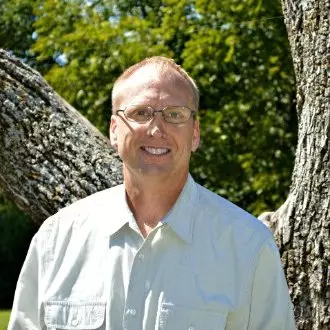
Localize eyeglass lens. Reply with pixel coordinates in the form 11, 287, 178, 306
123, 105, 193, 124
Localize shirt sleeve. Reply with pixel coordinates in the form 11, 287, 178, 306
8, 234, 41, 330
247, 238, 296, 330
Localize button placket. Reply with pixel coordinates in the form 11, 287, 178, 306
124, 240, 151, 329
123, 227, 163, 330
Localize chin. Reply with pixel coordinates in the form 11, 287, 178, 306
137, 166, 170, 175
136, 164, 189, 179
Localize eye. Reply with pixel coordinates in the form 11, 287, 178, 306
136, 109, 149, 116
125, 106, 152, 122
164, 107, 190, 123
168, 111, 181, 118
165, 108, 184, 118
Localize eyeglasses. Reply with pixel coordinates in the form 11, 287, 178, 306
116, 105, 196, 124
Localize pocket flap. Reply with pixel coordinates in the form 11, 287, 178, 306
44, 301, 105, 329
158, 303, 228, 330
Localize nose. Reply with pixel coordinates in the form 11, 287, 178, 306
147, 112, 166, 138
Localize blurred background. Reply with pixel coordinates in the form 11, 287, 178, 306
0, 0, 297, 311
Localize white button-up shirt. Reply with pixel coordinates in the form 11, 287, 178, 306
9, 175, 296, 329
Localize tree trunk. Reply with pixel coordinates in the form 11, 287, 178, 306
268, 0, 329, 329
0, 49, 123, 224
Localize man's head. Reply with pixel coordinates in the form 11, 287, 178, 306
110, 56, 200, 182
111, 56, 199, 111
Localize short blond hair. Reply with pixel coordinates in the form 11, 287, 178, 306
111, 56, 199, 112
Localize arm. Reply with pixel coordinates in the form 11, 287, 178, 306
8, 235, 41, 330
248, 238, 296, 330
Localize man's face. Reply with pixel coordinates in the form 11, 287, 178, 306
110, 65, 200, 179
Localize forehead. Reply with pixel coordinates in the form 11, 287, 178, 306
115, 65, 195, 108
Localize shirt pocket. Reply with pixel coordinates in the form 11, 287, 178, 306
157, 303, 228, 330
44, 301, 105, 330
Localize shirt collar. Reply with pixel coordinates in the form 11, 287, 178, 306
96, 174, 199, 242
95, 184, 134, 237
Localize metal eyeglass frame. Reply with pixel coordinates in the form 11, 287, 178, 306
115, 105, 196, 124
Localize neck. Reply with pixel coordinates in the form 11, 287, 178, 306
123, 168, 188, 237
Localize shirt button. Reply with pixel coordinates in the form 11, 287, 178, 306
126, 308, 137, 316
71, 318, 79, 326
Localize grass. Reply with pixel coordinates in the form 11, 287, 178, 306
0, 310, 10, 330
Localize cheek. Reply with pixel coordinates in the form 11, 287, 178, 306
114, 126, 130, 151
117, 124, 143, 150
175, 132, 195, 153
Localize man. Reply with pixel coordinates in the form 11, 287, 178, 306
9, 57, 296, 329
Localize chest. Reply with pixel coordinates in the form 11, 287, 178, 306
42, 226, 251, 330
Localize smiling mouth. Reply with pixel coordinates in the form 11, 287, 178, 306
141, 146, 170, 155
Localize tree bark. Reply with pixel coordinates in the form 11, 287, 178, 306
0, 49, 123, 223
268, 0, 329, 328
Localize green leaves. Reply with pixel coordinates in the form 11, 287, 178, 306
0, 0, 35, 60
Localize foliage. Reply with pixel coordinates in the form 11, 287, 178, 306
0, 193, 37, 308
0, 0, 297, 215
0, 0, 36, 65
183, 0, 297, 213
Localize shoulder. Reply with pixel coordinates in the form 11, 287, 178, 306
36, 184, 123, 245
58, 184, 123, 216
188, 182, 278, 295
194, 183, 273, 250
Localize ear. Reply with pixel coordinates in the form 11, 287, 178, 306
109, 115, 118, 150
191, 119, 200, 152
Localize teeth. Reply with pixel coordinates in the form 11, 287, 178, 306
144, 147, 169, 155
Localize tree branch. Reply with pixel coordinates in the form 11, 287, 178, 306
0, 49, 123, 223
